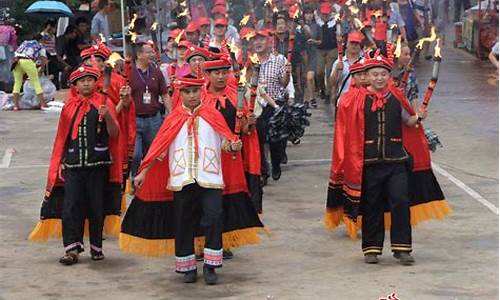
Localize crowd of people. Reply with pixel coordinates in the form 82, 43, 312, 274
21, 0, 456, 286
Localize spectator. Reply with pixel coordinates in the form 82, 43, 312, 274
40, 19, 69, 89
0, 12, 17, 92
91, 0, 116, 42
129, 42, 170, 178
397, 0, 420, 49
314, 2, 338, 103
489, 40, 499, 69
56, 25, 81, 88
454, 0, 471, 22
303, 4, 320, 108
11, 35, 48, 110
75, 17, 92, 51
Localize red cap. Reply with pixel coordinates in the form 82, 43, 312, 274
253, 29, 270, 38
214, 18, 228, 26
319, 2, 332, 14
178, 40, 192, 48
69, 65, 100, 84
185, 21, 200, 33
347, 31, 364, 43
211, 5, 227, 15
173, 77, 206, 90
80, 43, 112, 61
349, 58, 366, 74
214, 0, 226, 6
203, 57, 232, 71
239, 27, 256, 40
169, 28, 185, 40
198, 17, 211, 26
364, 53, 393, 71
186, 46, 214, 61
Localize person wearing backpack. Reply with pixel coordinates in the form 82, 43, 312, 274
11, 35, 47, 110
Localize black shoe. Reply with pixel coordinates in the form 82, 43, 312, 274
364, 253, 379, 264
271, 167, 281, 181
281, 153, 288, 165
324, 95, 331, 104
393, 252, 415, 265
195, 254, 204, 262
310, 98, 318, 108
261, 174, 269, 187
59, 251, 79, 266
223, 250, 234, 260
183, 270, 197, 283
203, 265, 218, 285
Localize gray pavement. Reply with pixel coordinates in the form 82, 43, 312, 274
0, 41, 498, 299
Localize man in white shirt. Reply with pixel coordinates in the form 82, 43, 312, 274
91, 0, 115, 41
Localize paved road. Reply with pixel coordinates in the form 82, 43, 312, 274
0, 41, 498, 299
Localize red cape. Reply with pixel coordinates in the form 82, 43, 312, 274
45, 90, 121, 199
135, 102, 238, 202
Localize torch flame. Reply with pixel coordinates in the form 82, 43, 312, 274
349, 6, 359, 15
272, 7, 279, 13
129, 13, 138, 30
362, 0, 368, 4
99, 33, 106, 43
394, 35, 402, 58
354, 18, 364, 29
239, 67, 247, 85
434, 38, 442, 58
106, 52, 123, 68
242, 31, 256, 41
264, 0, 272, 6
180, 0, 187, 7
178, 8, 189, 17
334, 13, 341, 23
416, 26, 437, 50
228, 38, 240, 55
240, 15, 251, 26
151, 22, 159, 31
292, 8, 300, 19
390, 24, 398, 29
250, 53, 260, 64
174, 30, 185, 44
130, 32, 138, 43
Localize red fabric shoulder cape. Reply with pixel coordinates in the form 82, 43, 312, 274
45, 89, 121, 199
340, 84, 431, 201
135, 102, 238, 202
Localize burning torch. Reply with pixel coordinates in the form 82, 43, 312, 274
400, 26, 437, 89
420, 39, 442, 111
335, 14, 344, 60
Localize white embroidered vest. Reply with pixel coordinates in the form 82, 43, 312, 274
168, 117, 224, 191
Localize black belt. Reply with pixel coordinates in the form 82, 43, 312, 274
136, 112, 159, 118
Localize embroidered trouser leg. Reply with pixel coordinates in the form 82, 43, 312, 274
174, 183, 223, 273
62, 169, 86, 253
62, 167, 107, 253
386, 163, 412, 253
85, 167, 108, 253
361, 163, 412, 254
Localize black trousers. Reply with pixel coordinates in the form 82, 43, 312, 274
454, 0, 471, 22
62, 167, 108, 254
174, 183, 223, 273
257, 107, 284, 176
361, 162, 412, 255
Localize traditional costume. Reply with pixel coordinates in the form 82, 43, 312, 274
29, 65, 122, 260
324, 54, 451, 257
203, 58, 264, 216
81, 43, 137, 192
119, 77, 266, 271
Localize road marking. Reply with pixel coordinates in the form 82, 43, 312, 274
0, 148, 15, 168
431, 162, 499, 215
